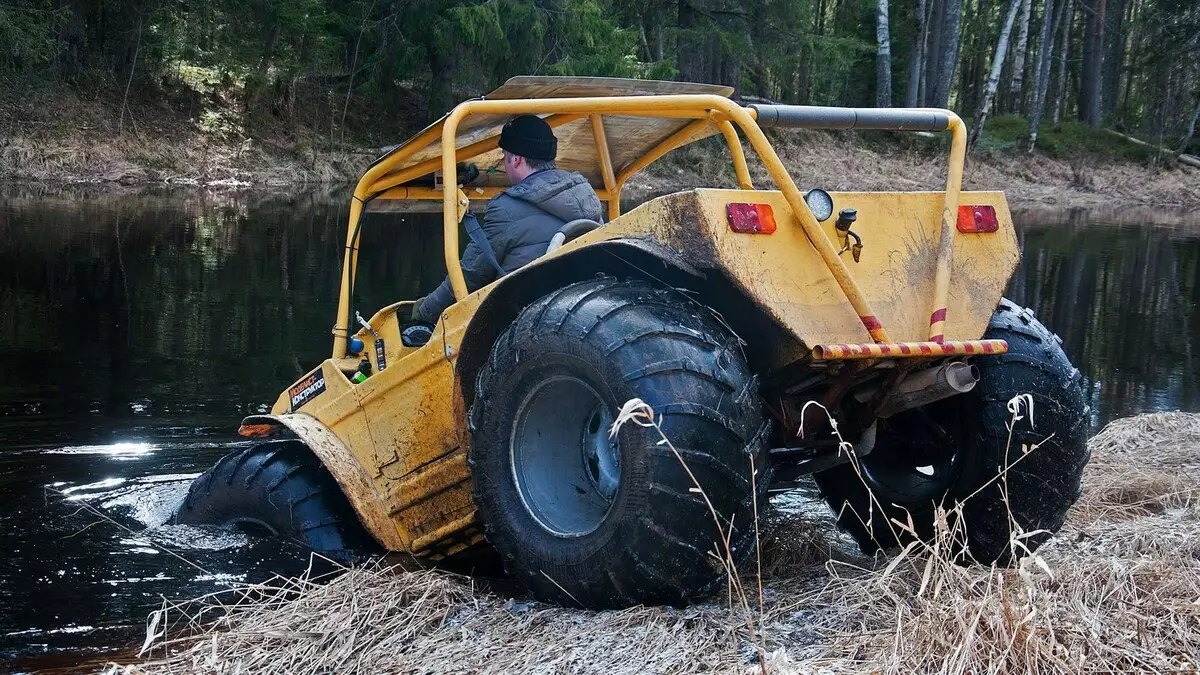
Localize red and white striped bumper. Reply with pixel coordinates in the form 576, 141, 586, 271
812, 339, 1008, 361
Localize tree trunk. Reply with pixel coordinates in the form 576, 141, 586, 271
968, 0, 1024, 151
1078, 0, 1106, 126
1052, 0, 1072, 126
906, 0, 929, 106
55, 0, 88, 78
677, 0, 705, 83
876, 0, 893, 106
1177, 94, 1200, 155
1100, 0, 1127, 118
1028, 0, 1062, 151
1008, 0, 1033, 112
924, 0, 945, 105
799, 0, 826, 103
960, 0, 991, 117
931, 0, 964, 107
426, 43, 455, 122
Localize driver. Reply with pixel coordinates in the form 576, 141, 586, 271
411, 115, 603, 324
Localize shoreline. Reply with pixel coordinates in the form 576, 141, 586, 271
4, 129, 1198, 210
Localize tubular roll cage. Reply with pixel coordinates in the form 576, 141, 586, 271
332, 95, 970, 361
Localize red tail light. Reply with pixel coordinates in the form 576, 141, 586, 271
957, 204, 999, 233
726, 203, 777, 234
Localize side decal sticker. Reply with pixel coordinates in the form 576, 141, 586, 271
289, 369, 327, 411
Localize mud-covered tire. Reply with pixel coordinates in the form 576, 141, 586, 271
175, 440, 375, 557
814, 299, 1089, 564
469, 276, 770, 608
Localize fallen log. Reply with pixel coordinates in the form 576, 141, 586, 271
1103, 129, 1200, 168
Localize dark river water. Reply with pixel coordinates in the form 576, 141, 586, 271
1, 184, 1198, 668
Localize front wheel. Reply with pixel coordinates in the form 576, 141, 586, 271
175, 440, 376, 557
469, 277, 770, 608
815, 299, 1089, 564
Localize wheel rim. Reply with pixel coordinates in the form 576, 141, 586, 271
229, 517, 280, 537
511, 376, 621, 537
858, 405, 964, 505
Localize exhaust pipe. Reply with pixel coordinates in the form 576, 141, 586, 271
867, 362, 980, 418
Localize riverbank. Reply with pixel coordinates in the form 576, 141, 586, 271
110, 411, 1200, 674
3, 80, 1197, 208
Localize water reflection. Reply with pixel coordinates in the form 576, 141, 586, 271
1008, 207, 1200, 426
0, 187, 1198, 663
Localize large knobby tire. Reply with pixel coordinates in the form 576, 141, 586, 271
469, 276, 770, 608
814, 299, 1089, 564
176, 440, 375, 557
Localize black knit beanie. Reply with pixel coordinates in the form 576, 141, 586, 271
499, 115, 557, 161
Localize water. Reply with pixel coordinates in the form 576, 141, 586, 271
1, 186, 1197, 666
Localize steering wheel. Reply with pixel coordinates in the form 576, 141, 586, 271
546, 219, 603, 254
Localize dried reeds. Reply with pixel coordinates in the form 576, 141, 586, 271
112, 411, 1200, 674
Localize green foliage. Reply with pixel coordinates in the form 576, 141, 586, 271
978, 114, 1157, 163
1, 0, 1195, 154
0, 2, 68, 69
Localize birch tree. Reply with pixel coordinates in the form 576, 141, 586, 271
1028, 0, 1062, 151
968, 0, 1024, 151
1008, 0, 1032, 112
876, 0, 892, 106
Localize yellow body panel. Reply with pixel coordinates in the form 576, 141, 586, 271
270, 310, 474, 555
549, 189, 1017, 346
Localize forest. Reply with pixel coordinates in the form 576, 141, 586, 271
2, 0, 1199, 157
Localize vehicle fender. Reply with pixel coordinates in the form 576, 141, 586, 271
453, 237, 707, 412
239, 413, 405, 550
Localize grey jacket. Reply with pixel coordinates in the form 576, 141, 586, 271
414, 168, 603, 323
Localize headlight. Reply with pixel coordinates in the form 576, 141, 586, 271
804, 189, 834, 222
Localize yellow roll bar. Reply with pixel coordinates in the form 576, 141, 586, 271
331, 95, 967, 359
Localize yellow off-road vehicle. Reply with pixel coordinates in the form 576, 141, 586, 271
179, 77, 1089, 608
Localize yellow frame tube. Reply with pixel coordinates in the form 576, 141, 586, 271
926, 115, 966, 342
590, 114, 620, 221
718, 120, 754, 189
373, 185, 615, 202
334, 93, 968, 356
368, 113, 587, 196
614, 118, 714, 187
333, 123, 442, 355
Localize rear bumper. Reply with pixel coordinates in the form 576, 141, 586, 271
811, 339, 1008, 360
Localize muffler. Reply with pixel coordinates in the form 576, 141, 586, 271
861, 362, 980, 418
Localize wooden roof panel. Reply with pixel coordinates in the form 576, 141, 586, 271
373, 76, 734, 194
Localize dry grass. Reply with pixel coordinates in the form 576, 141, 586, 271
109, 411, 1200, 674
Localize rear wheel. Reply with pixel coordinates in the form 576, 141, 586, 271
814, 299, 1089, 564
176, 440, 375, 557
469, 277, 770, 608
